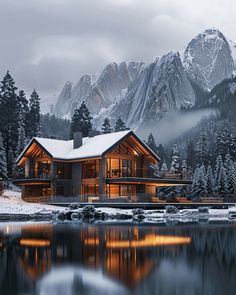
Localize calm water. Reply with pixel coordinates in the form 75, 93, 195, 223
0, 221, 236, 295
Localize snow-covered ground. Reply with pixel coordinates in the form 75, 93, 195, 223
1, 188, 236, 223
0, 189, 66, 215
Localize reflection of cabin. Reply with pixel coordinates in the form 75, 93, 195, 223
15, 130, 190, 203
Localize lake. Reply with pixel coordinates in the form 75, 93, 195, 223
0, 221, 236, 295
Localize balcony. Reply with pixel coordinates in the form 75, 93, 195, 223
14, 169, 52, 185
106, 168, 192, 186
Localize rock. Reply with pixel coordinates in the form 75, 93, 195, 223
132, 208, 144, 215
198, 207, 209, 214
69, 203, 80, 210
81, 205, 95, 219
165, 205, 179, 214
57, 212, 67, 220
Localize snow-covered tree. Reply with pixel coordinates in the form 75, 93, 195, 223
170, 144, 180, 173
217, 165, 228, 193
196, 128, 208, 164
70, 101, 92, 137
0, 71, 19, 176
146, 133, 158, 154
0, 132, 7, 179
18, 90, 29, 130
214, 155, 224, 185
161, 161, 168, 176
206, 164, 215, 194
101, 117, 112, 134
186, 140, 196, 170
181, 160, 188, 180
191, 164, 207, 195
27, 89, 41, 138
150, 163, 160, 177
224, 153, 236, 193
114, 117, 127, 132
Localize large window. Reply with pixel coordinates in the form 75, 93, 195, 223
55, 163, 72, 180
82, 160, 99, 179
107, 184, 134, 198
106, 159, 133, 178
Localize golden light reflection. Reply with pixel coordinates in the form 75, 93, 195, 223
84, 234, 191, 248
20, 239, 51, 247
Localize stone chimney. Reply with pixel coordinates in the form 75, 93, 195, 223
73, 132, 83, 149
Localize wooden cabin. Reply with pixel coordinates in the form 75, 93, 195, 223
15, 130, 190, 203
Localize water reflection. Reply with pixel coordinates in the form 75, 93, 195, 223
0, 222, 236, 294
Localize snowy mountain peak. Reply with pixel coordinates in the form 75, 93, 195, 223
183, 28, 234, 90
53, 61, 144, 118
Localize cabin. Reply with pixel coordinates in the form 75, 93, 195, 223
15, 130, 190, 203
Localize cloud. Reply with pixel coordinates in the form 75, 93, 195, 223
0, 0, 235, 97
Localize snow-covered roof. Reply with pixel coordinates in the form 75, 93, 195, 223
17, 130, 160, 163
18, 130, 134, 161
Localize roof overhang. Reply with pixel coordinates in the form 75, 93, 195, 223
102, 131, 160, 162
106, 177, 192, 186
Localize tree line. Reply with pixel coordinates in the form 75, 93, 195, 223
146, 127, 236, 198
0, 72, 40, 179
70, 101, 129, 137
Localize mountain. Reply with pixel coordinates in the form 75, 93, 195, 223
183, 28, 235, 90
51, 28, 236, 143
53, 61, 144, 118
97, 51, 195, 129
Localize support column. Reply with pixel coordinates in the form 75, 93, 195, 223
25, 158, 30, 178
72, 162, 82, 199
99, 158, 106, 200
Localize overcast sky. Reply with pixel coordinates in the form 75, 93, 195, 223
0, 0, 236, 97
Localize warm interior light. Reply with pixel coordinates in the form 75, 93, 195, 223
84, 234, 191, 248
106, 235, 191, 248
84, 238, 99, 245
19, 239, 51, 247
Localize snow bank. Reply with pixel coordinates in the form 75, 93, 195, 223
0, 189, 66, 215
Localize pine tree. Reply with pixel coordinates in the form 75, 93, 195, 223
70, 101, 92, 137
27, 89, 41, 138
114, 117, 127, 132
150, 163, 160, 177
217, 165, 228, 193
214, 155, 224, 186
206, 164, 214, 194
224, 153, 236, 193
186, 140, 196, 169
0, 71, 19, 176
161, 161, 168, 176
146, 133, 158, 154
18, 90, 29, 131
157, 144, 169, 167
0, 133, 7, 179
192, 164, 207, 195
170, 144, 180, 173
216, 128, 234, 160
101, 117, 112, 134
181, 160, 188, 180
196, 128, 208, 165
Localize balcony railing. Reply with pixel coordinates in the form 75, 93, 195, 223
14, 169, 52, 180
106, 168, 187, 180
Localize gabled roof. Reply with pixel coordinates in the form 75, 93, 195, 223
17, 130, 160, 163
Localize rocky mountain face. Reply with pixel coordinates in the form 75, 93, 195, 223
53, 61, 144, 118
98, 52, 195, 129
51, 28, 236, 139
183, 28, 235, 90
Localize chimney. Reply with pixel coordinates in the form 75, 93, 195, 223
73, 132, 83, 149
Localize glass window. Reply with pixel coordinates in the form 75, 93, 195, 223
82, 160, 99, 178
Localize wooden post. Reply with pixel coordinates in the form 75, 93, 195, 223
25, 158, 29, 178
99, 158, 106, 200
